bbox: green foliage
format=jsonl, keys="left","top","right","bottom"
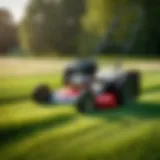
{"left": 78, "top": 0, "right": 113, "bottom": 54}
{"left": 79, "top": 0, "right": 147, "bottom": 54}
{"left": 20, "top": 0, "right": 85, "bottom": 55}
{"left": 0, "top": 9, "right": 18, "bottom": 54}
{"left": 20, "top": 0, "right": 160, "bottom": 56}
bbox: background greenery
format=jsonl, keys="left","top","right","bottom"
{"left": 0, "top": 0, "right": 160, "bottom": 56}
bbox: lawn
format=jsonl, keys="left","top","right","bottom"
{"left": 0, "top": 58, "right": 160, "bottom": 160}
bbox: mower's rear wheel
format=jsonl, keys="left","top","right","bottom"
{"left": 126, "top": 70, "right": 141, "bottom": 97}
{"left": 76, "top": 91, "right": 96, "bottom": 113}
{"left": 119, "top": 81, "right": 135, "bottom": 106}
{"left": 32, "top": 84, "right": 52, "bottom": 104}
{"left": 118, "top": 70, "right": 141, "bottom": 106}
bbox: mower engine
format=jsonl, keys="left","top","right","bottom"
{"left": 63, "top": 59, "right": 97, "bottom": 86}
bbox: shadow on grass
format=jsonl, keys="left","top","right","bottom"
{"left": 0, "top": 113, "right": 75, "bottom": 148}
{"left": 91, "top": 83, "right": 160, "bottom": 121}
{"left": 0, "top": 96, "right": 30, "bottom": 106}
{"left": 86, "top": 102, "right": 160, "bottom": 123}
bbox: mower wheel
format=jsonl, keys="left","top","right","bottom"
{"left": 118, "top": 81, "right": 135, "bottom": 105}
{"left": 117, "top": 70, "right": 141, "bottom": 105}
{"left": 76, "top": 90, "right": 96, "bottom": 113}
{"left": 32, "top": 84, "right": 52, "bottom": 103}
{"left": 126, "top": 70, "right": 141, "bottom": 97}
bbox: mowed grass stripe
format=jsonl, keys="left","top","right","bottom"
{"left": 0, "top": 102, "right": 77, "bottom": 148}
{"left": 0, "top": 74, "right": 61, "bottom": 103}
{"left": 82, "top": 122, "right": 159, "bottom": 160}
{"left": 49, "top": 120, "right": 139, "bottom": 159}
{"left": 13, "top": 121, "right": 157, "bottom": 160}
{"left": 0, "top": 114, "right": 146, "bottom": 160}
{"left": 0, "top": 101, "right": 76, "bottom": 130}
{"left": 0, "top": 117, "right": 106, "bottom": 159}
{"left": 1, "top": 120, "right": 159, "bottom": 160}
{"left": 54, "top": 121, "right": 158, "bottom": 160}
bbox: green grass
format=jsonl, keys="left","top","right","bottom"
{"left": 0, "top": 65, "right": 160, "bottom": 160}
{"left": 0, "top": 74, "right": 61, "bottom": 103}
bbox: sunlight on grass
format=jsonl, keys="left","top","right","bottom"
{"left": 0, "top": 101, "right": 75, "bottom": 130}
{"left": 0, "top": 61, "right": 159, "bottom": 160}
{"left": 140, "top": 92, "right": 160, "bottom": 103}
{"left": 0, "top": 74, "right": 61, "bottom": 102}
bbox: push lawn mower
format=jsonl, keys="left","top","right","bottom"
{"left": 32, "top": 59, "right": 141, "bottom": 113}
{"left": 32, "top": 17, "right": 141, "bottom": 113}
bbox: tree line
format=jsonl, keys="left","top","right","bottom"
{"left": 0, "top": 0, "right": 160, "bottom": 56}
{"left": 0, "top": 9, "right": 18, "bottom": 55}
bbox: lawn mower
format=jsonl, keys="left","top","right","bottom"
{"left": 32, "top": 58, "right": 141, "bottom": 113}
{"left": 32, "top": 17, "right": 141, "bottom": 113}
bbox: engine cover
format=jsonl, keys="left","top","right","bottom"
{"left": 63, "top": 59, "right": 97, "bottom": 84}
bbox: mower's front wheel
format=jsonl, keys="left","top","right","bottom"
{"left": 32, "top": 84, "right": 52, "bottom": 104}
{"left": 76, "top": 91, "right": 96, "bottom": 113}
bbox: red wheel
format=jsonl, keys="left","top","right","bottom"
{"left": 76, "top": 90, "right": 96, "bottom": 113}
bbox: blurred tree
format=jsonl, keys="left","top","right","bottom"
{"left": 136, "top": 0, "right": 160, "bottom": 55}
{"left": 20, "top": 0, "right": 160, "bottom": 56}
{"left": 20, "top": 0, "right": 85, "bottom": 55}
{"left": 79, "top": 0, "right": 145, "bottom": 55}
{"left": 0, "top": 9, "right": 18, "bottom": 55}
{"left": 79, "top": 0, "right": 160, "bottom": 56}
